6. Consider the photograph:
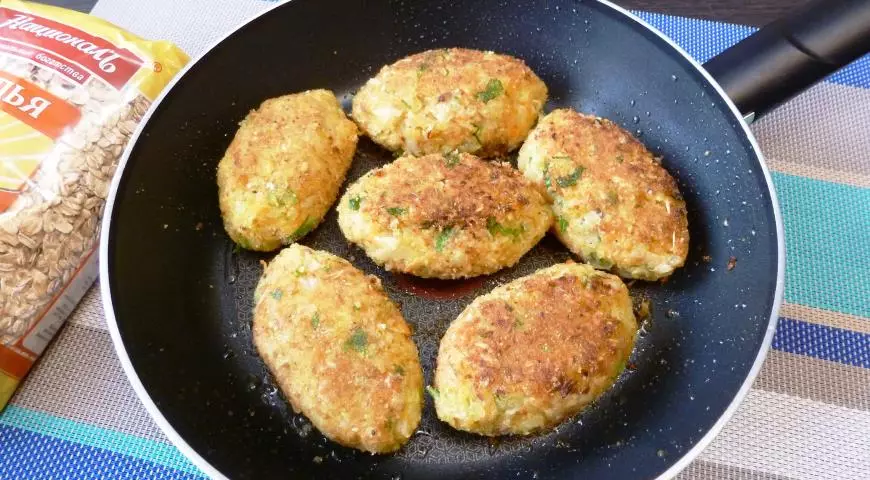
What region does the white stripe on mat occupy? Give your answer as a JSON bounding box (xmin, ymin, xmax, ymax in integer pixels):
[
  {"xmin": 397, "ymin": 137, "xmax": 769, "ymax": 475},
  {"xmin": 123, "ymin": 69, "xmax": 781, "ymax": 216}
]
[
  {"xmin": 753, "ymin": 82, "xmax": 870, "ymax": 188},
  {"xmin": 10, "ymin": 323, "xmax": 168, "ymax": 442},
  {"xmin": 754, "ymin": 350, "xmax": 870, "ymax": 411},
  {"xmin": 698, "ymin": 389, "xmax": 870, "ymax": 480},
  {"xmin": 678, "ymin": 460, "xmax": 797, "ymax": 480},
  {"xmin": 91, "ymin": 0, "xmax": 272, "ymax": 56},
  {"xmin": 66, "ymin": 282, "xmax": 108, "ymax": 331}
]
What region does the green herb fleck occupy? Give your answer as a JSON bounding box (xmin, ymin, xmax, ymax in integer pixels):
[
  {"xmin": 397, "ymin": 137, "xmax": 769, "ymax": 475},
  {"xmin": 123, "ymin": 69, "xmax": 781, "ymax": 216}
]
[
  {"xmin": 386, "ymin": 207, "xmax": 407, "ymax": 217},
  {"xmin": 267, "ymin": 189, "xmax": 297, "ymax": 207},
  {"xmin": 393, "ymin": 148, "xmax": 405, "ymax": 159},
  {"xmin": 345, "ymin": 327, "xmax": 368, "ymax": 353},
  {"xmin": 270, "ymin": 289, "xmax": 283, "ymax": 300},
  {"xmin": 445, "ymin": 151, "xmax": 461, "ymax": 168},
  {"xmin": 311, "ymin": 312, "xmax": 320, "ymax": 329},
  {"xmin": 352, "ymin": 302, "xmax": 361, "ymax": 311},
  {"xmin": 287, "ymin": 217, "xmax": 317, "ymax": 242},
  {"xmin": 513, "ymin": 317, "xmax": 524, "ymax": 329},
  {"xmin": 556, "ymin": 166, "xmax": 585, "ymax": 187},
  {"xmin": 476, "ymin": 78, "xmax": 504, "ymax": 103},
  {"xmin": 426, "ymin": 385, "xmax": 440, "ymax": 399},
  {"xmin": 233, "ymin": 237, "xmax": 252, "ymax": 252},
  {"xmin": 435, "ymin": 226, "xmax": 455, "ymax": 252},
  {"xmin": 400, "ymin": 99, "xmax": 412, "ymax": 109},
  {"xmin": 587, "ymin": 251, "xmax": 614, "ymax": 269},
  {"xmin": 615, "ymin": 154, "xmax": 624, "ymax": 163},
  {"xmin": 557, "ymin": 216, "xmax": 569, "ymax": 233},
  {"xmin": 294, "ymin": 265, "xmax": 306, "ymax": 276},
  {"xmin": 418, "ymin": 62, "xmax": 431, "ymax": 74},
  {"xmin": 543, "ymin": 166, "xmax": 553, "ymax": 193},
  {"xmin": 394, "ymin": 365, "xmax": 405, "ymax": 376},
  {"xmin": 486, "ymin": 217, "xmax": 525, "ymax": 239},
  {"xmin": 607, "ymin": 191, "xmax": 620, "ymax": 204},
  {"xmin": 348, "ymin": 195, "xmax": 362, "ymax": 211}
]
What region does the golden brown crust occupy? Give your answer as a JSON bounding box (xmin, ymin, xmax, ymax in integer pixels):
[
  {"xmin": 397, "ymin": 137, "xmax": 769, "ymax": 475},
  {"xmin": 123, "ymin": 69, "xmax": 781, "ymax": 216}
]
[
  {"xmin": 337, "ymin": 153, "xmax": 553, "ymax": 278},
  {"xmin": 517, "ymin": 109, "xmax": 689, "ymax": 280},
  {"xmin": 363, "ymin": 153, "xmax": 543, "ymax": 231},
  {"xmin": 433, "ymin": 262, "xmax": 637, "ymax": 435},
  {"xmin": 253, "ymin": 245, "xmax": 423, "ymax": 453},
  {"xmin": 352, "ymin": 48, "xmax": 547, "ymax": 157},
  {"xmin": 217, "ymin": 89, "xmax": 358, "ymax": 251}
]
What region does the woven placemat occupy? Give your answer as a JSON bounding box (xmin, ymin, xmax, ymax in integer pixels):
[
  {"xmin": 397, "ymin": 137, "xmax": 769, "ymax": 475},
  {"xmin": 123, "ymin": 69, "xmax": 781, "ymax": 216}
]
[{"xmin": 1, "ymin": 2, "xmax": 868, "ymax": 479}]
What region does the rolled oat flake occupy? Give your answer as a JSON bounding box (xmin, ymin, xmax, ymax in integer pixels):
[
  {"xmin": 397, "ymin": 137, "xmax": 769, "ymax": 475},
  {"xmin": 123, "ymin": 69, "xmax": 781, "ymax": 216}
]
[{"xmin": 0, "ymin": 0, "xmax": 188, "ymax": 408}]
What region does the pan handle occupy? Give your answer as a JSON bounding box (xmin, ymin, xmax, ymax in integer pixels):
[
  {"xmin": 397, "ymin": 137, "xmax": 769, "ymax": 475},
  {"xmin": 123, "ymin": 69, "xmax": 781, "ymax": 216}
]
[{"xmin": 703, "ymin": 0, "xmax": 870, "ymax": 122}]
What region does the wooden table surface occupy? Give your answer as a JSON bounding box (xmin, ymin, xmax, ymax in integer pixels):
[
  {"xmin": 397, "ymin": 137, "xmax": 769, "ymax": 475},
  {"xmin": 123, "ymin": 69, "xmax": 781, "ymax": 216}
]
[{"xmin": 39, "ymin": 0, "xmax": 808, "ymax": 26}]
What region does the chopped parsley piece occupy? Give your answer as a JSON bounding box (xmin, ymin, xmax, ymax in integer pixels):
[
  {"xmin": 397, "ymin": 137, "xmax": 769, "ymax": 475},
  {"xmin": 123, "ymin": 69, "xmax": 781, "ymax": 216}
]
[
  {"xmin": 394, "ymin": 365, "xmax": 405, "ymax": 376},
  {"xmin": 267, "ymin": 189, "xmax": 297, "ymax": 207},
  {"xmin": 486, "ymin": 217, "xmax": 525, "ymax": 239},
  {"xmin": 607, "ymin": 191, "xmax": 620, "ymax": 204},
  {"xmin": 476, "ymin": 78, "xmax": 504, "ymax": 103},
  {"xmin": 348, "ymin": 195, "xmax": 362, "ymax": 211},
  {"xmin": 287, "ymin": 217, "xmax": 317, "ymax": 242},
  {"xmin": 345, "ymin": 327, "xmax": 368, "ymax": 353},
  {"xmin": 556, "ymin": 166, "xmax": 585, "ymax": 187},
  {"xmin": 587, "ymin": 252, "xmax": 614, "ymax": 269},
  {"xmin": 311, "ymin": 312, "xmax": 320, "ymax": 329},
  {"xmin": 233, "ymin": 237, "xmax": 252, "ymax": 252},
  {"xmin": 270, "ymin": 289, "xmax": 283, "ymax": 300},
  {"xmin": 435, "ymin": 226, "xmax": 455, "ymax": 252},
  {"xmin": 543, "ymin": 164, "xmax": 553, "ymax": 193},
  {"xmin": 444, "ymin": 151, "xmax": 461, "ymax": 168},
  {"xmin": 513, "ymin": 317, "xmax": 524, "ymax": 328},
  {"xmin": 418, "ymin": 62, "xmax": 431, "ymax": 73},
  {"xmin": 426, "ymin": 386, "xmax": 440, "ymax": 399},
  {"xmin": 615, "ymin": 154, "xmax": 624, "ymax": 163},
  {"xmin": 557, "ymin": 216, "xmax": 569, "ymax": 233},
  {"xmin": 386, "ymin": 207, "xmax": 407, "ymax": 217}
]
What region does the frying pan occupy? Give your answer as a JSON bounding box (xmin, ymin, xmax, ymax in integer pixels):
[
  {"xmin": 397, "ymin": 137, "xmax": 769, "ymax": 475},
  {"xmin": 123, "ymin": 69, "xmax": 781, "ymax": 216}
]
[{"xmin": 98, "ymin": 0, "xmax": 870, "ymax": 478}]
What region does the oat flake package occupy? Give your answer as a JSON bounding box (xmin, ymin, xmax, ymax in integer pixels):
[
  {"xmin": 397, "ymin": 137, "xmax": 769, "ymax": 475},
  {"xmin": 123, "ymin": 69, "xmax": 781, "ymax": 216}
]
[{"xmin": 0, "ymin": 0, "xmax": 188, "ymax": 408}]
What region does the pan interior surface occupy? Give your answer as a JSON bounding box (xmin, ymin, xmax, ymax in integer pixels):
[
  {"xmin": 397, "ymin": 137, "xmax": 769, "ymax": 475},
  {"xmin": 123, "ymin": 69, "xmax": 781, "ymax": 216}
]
[{"xmin": 105, "ymin": 0, "xmax": 780, "ymax": 478}]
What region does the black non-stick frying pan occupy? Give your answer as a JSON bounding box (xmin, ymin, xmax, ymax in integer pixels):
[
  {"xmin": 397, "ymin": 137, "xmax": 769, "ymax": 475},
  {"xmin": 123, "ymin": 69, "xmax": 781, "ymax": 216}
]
[{"xmin": 99, "ymin": 0, "xmax": 870, "ymax": 478}]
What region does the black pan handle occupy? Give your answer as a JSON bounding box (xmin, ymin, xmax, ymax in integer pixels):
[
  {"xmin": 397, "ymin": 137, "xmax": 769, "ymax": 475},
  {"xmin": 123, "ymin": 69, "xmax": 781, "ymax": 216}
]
[{"xmin": 703, "ymin": 0, "xmax": 870, "ymax": 121}]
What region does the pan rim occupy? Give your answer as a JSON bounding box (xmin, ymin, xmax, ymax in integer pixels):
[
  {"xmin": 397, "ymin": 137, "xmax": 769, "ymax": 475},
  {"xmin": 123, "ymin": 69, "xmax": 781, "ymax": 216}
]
[
  {"xmin": 591, "ymin": 4, "xmax": 785, "ymax": 480},
  {"xmin": 98, "ymin": 1, "xmax": 786, "ymax": 479}
]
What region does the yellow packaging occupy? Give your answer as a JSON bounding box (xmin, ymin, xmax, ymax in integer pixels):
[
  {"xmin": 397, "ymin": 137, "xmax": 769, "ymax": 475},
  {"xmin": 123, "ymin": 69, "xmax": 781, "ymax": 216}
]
[{"xmin": 0, "ymin": 0, "xmax": 188, "ymax": 408}]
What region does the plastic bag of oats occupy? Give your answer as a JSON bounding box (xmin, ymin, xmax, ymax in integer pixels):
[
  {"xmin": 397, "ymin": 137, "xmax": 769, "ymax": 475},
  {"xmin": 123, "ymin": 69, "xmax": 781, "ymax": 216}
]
[{"xmin": 0, "ymin": 0, "xmax": 188, "ymax": 408}]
